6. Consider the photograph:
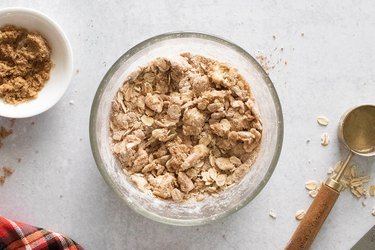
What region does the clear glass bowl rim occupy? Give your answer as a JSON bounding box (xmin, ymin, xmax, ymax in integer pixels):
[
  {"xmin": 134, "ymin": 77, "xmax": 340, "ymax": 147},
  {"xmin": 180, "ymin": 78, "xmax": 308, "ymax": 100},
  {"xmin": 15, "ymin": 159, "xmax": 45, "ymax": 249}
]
[{"xmin": 89, "ymin": 31, "xmax": 284, "ymax": 226}]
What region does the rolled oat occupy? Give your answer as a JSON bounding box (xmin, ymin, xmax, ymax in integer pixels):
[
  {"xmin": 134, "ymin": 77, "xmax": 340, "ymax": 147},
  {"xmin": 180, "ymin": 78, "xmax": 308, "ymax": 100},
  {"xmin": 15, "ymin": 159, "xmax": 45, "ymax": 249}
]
[
  {"xmin": 317, "ymin": 116, "xmax": 329, "ymax": 126},
  {"xmin": 269, "ymin": 209, "xmax": 277, "ymax": 219},
  {"xmin": 321, "ymin": 133, "xmax": 329, "ymax": 146},
  {"xmin": 295, "ymin": 210, "xmax": 306, "ymax": 220}
]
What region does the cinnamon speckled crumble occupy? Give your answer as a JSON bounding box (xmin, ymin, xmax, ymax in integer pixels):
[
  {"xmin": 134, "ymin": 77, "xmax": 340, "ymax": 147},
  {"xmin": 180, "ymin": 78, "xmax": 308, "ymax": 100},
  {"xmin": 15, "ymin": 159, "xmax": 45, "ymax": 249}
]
[{"xmin": 110, "ymin": 53, "xmax": 262, "ymax": 202}]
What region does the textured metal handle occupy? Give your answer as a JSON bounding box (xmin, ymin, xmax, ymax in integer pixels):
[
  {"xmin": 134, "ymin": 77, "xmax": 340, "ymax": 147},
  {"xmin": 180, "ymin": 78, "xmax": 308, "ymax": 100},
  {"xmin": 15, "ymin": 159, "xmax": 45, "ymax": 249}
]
[{"xmin": 285, "ymin": 184, "xmax": 340, "ymax": 250}]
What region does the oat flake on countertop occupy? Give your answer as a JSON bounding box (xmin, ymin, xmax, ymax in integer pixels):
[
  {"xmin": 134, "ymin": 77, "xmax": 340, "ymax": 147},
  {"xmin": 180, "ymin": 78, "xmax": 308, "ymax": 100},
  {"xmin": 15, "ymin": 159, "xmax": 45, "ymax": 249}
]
[
  {"xmin": 321, "ymin": 133, "xmax": 329, "ymax": 146},
  {"xmin": 295, "ymin": 210, "xmax": 305, "ymax": 221},
  {"xmin": 269, "ymin": 210, "xmax": 277, "ymax": 219},
  {"xmin": 305, "ymin": 180, "xmax": 318, "ymax": 191},
  {"xmin": 317, "ymin": 116, "xmax": 329, "ymax": 126},
  {"xmin": 370, "ymin": 186, "xmax": 375, "ymax": 197},
  {"xmin": 305, "ymin": 161, "xmax": 373, "ymax": 208}
]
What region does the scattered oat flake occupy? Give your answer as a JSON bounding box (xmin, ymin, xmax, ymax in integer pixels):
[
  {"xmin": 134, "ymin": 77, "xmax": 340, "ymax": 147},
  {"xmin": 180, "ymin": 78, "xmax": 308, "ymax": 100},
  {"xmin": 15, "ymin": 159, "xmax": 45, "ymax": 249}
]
[
  {"xmin": 351, "ymin": 179, "xmax": 363, "ymax": 187},
  {"xmin": 321, "ymin": 133, "xmax": 329, "ymax": 146},
  {"xmin": 317, "ymin": 116, "xmax": 329, "ymax": 126},
  {"xmin": 372, "ymin": 208, "xmax": 375, "ymax": 216},
  {"xmin": 309, "ymin": 190, "xmax": 318, "ymax": 198},
  {"xmin": 305, "ymin": 180, "xmax": 318, "ymax": 191},
  {"xmin": 69, "ymin": 100, "xmax": 75, "ymax": 105},
  {"xmin": 269, "ymin": 210, "xmax": 277, "ymax": 219},
  {"xmin": 369, "ymin": 186, "xmax": 375, "ymax": 197},
  {"xmin": 327, "ymin": 167, "xmax": 334, "ymax": 175},
  {"xmin": 306, "ymin": 163, "xmax": 371, "ymax": 202},
  {"xmin": 295, "ymin": 210, "xmax": 305, "ymax": 220},
  {"xmin": 351, "ymin": 188, "xmax": 362, "ymax": 198},
  {"xmin": 361, "ymin": 201, "xmax": 366, "ymax": 207}
]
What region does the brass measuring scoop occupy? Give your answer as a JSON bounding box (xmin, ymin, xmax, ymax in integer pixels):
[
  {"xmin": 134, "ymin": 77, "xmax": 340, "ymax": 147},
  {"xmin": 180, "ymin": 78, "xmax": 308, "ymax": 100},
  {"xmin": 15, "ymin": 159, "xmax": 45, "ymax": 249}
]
[{"xmin": 286, "ymin": 105, "xmax": 375, "ymax": 250}]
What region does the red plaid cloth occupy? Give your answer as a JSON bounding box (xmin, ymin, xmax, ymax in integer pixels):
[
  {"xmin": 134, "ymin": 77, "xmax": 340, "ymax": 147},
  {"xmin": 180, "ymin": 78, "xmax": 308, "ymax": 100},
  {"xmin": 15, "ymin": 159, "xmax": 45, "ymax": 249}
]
[{"xmin": 0, "ymin": 216, "xmax": 83, "ymax": 250}]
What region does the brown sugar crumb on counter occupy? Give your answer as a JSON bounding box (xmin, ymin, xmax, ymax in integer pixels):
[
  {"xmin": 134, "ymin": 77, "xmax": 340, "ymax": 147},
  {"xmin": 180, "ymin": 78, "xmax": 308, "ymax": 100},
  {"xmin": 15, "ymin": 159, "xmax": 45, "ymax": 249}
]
[
  {"xmin": 3, "ymin": 166, "xmax": 13, "ymax": 177},
  {"xmin": 0, "ymin": 126, "xmax": 12, "ymax": 148},
  {"xmin": 0, "ymin": 166, "xmax": 13, "ymax": 186},
  {"xmin": 0, "ymin": 25, "xmax": 52, "ymax": 104},
  {"xmin": 110, "ymin": 53, "xmax": 262, "ymax": 202}
]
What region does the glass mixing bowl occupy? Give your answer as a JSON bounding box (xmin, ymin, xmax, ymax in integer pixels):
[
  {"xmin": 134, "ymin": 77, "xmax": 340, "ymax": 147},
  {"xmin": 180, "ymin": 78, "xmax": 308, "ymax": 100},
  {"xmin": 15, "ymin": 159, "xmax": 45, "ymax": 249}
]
[{"xmin": 90, "ymin": 32, "xmax": 283, "ymax": 226}]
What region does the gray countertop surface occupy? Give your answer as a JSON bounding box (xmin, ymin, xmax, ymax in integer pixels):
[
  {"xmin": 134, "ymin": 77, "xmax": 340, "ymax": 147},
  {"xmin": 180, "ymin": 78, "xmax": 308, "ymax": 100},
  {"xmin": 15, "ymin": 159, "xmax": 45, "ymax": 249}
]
[{"xmin": 1, "ymin": 1, "xmax": 375, "ymax": 249}]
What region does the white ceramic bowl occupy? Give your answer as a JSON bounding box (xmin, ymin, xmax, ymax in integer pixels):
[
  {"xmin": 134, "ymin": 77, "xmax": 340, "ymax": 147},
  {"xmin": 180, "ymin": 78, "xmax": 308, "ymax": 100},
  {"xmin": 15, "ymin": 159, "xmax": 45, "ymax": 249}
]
[{"xmin": 0, "ymin": 8, "xmax": 73, "ymax": 118}]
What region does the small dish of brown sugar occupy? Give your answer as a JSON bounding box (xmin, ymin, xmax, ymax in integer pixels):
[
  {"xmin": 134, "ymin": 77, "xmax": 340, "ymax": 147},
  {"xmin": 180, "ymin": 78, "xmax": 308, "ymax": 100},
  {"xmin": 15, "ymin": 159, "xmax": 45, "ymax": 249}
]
[{"xmin": 0, "ymin": 8, "xmax": 73, "ymax": 118}]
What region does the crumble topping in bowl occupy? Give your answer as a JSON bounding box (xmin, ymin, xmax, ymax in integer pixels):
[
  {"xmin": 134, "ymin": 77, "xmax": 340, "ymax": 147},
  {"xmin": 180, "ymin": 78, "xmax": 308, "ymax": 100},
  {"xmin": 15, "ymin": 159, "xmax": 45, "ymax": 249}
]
[{"xmin": 110, "ymin": 53, "xmax": 262, "ymax": 202}]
